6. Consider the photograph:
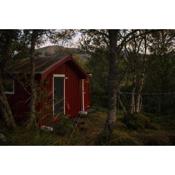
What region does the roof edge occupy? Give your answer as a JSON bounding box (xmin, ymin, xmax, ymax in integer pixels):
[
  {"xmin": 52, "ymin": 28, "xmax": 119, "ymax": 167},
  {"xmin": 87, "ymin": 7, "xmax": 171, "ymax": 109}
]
[{"xmin": 40, "ymin": 55, "xmax": 88, "ymax": 80}]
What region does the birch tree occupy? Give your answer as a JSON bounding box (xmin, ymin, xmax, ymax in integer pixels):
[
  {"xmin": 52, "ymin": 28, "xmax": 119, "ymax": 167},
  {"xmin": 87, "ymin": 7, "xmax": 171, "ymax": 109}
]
[
  {"xmin": 80, "ymin": 29, "xmax": 143, "ymax": 132},
  {"xmin": 126, "ymin": 31, "xmax": 149, "ymax": 114}
]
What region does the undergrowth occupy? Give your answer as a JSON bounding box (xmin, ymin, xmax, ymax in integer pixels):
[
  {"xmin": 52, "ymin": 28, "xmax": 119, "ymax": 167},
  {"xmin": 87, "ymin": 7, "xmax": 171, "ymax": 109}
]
[{"xmin": 0, "ymin": 111, "xmax": 175, "ymax": 145}]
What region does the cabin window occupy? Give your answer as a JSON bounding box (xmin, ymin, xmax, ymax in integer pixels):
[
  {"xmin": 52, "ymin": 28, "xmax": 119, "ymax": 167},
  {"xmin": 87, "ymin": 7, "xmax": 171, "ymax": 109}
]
[{"xmin": 4, "ymin": 78, "xmax": 15, "ymax": 94}]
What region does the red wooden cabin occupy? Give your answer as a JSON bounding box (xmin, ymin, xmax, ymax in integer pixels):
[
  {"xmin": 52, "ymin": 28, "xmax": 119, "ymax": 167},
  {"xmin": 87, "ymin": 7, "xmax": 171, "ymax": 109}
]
[{"xmin": 5, "ymin": 55, "xmax": 90, "ymax": 125}]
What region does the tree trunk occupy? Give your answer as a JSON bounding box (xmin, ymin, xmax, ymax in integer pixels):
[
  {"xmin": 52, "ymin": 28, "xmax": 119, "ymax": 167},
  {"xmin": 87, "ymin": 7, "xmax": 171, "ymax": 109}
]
[
  {"xmin": 135, "ymin": 34, "xmax": 147, "ymax": 113},
  {"xmin": 130, "ymin": 75, "xmax": 136, "ymax": 114},
  {"xmin": 0, "ymin": 72, "xmax": 16, "ymax": 129},
  {"xmin": 135, "ymin": 73, "xmax": 145, "ymax": 113},
  {"xmin": 106, "ymin": 73, "xmax": 117, "ymax": 131},
  {"xmin": 26, "ymin": 31, "xmax": 38, "ymax": 129},
  {"xmin": 135, "ymin": 93, "xmax": 142, "ymax": 113},
  {"xmin": 118, "ymin": 93, "xmax": 127, "ymax": 114},
  {"xmin": 135, "ymin": 80, "xmax": 143, "ymax": 112},
  {"xmin": 105, "ymin": 30, "xmax": 119, "ymax": 132},
  {"xmin": 130, "ymin": 88, "xmax": 136, "ymax": 114}
]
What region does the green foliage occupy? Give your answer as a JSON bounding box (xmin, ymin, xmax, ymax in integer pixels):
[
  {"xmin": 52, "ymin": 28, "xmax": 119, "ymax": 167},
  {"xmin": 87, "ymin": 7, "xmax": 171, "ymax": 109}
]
[
  {"xmin": 123, "ymin": 113, "xmax": 154, "ymax": 130},
  {"xmin": 87, "ymin": 49, "xmax": 109, "ymax": 108},
  {"xmin": 73, "ymin": 54, "xmax": 90, "ymax": 72},
  {"xmin": 53, "ymin": 115, "xmax": 74, "ymax": 136},
  {"xmin": 5, "ymin": 128, "xmax": 58, "ymax": 145},
  {"xmin": 143, "ymin": 53, "xmax": 175, "ymax": 114},
  {"xmin": 149, "ymin": 113, "xmax": 175, "ymax": 131}
]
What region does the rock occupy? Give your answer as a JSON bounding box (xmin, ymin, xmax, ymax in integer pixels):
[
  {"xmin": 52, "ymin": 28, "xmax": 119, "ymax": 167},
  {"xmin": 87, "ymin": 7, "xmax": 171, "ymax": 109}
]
[{"xmin": 40, "ymin": 125, "xmax": 54, "ymax": 132}]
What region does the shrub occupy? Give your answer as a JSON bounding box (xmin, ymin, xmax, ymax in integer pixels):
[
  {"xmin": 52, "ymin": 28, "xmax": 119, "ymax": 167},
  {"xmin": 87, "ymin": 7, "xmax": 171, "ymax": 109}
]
[
  {"xmin": 53, "ymin": 115, "xmax": 74, "ymax": 136},
  {"xmin": 123, "ymin": 113, "xmax": 154, "ymax": 130}
]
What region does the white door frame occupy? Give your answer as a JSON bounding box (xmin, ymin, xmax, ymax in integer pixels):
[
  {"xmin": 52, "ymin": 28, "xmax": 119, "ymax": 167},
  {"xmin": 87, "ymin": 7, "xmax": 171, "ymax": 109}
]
[{"xmin": 53, "ymin": 74, "xmax": 66, "ymax": 116}]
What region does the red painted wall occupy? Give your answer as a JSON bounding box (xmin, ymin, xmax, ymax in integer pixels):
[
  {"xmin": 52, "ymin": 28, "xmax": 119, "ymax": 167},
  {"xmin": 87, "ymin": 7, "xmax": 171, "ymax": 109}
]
[{"xmin": 65, "ymin": 63, "xmax": 82, "ymax": 117}]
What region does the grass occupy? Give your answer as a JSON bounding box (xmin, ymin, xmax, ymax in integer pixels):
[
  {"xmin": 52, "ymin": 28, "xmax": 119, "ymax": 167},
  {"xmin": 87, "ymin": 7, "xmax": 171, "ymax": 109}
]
[
  {"xmin": 0, "ymin": 111, "xmax": 175, "ymax": 145},
  {"xmin": 84, "ymin": 111, "xmax": 175, "ymax": 145}
]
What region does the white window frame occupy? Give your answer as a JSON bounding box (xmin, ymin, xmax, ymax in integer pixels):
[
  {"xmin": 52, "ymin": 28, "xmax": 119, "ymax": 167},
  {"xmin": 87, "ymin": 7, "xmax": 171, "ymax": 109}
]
[
  {"xmin": 4, "ymin": 80, "xmax": 15, "ymax": 95},
  {"xmin": 53, "ymin": 74, "xmax": 66, "ymax": 116}
]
